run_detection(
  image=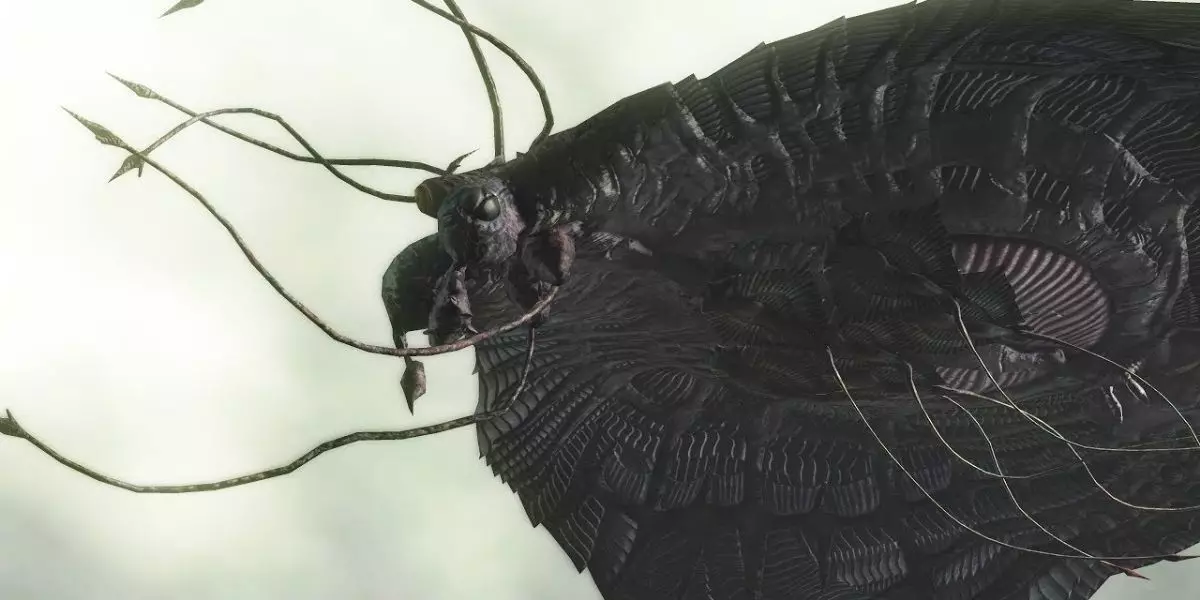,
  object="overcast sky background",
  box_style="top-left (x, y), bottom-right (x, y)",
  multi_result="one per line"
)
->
top-left (1, 1), bottom-right (1197, 598)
